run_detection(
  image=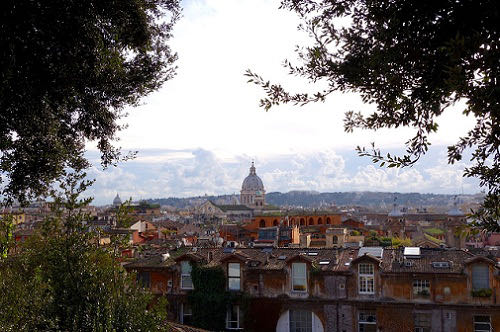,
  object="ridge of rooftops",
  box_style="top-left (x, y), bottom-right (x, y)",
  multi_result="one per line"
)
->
top-left (254, 210), bottom-right (340, 217)
top-left (124, 246), bottom-right (499, 274)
